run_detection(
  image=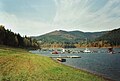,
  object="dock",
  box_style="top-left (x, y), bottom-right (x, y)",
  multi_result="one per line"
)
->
top-left (50, 56), bottom-right (81, 58)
